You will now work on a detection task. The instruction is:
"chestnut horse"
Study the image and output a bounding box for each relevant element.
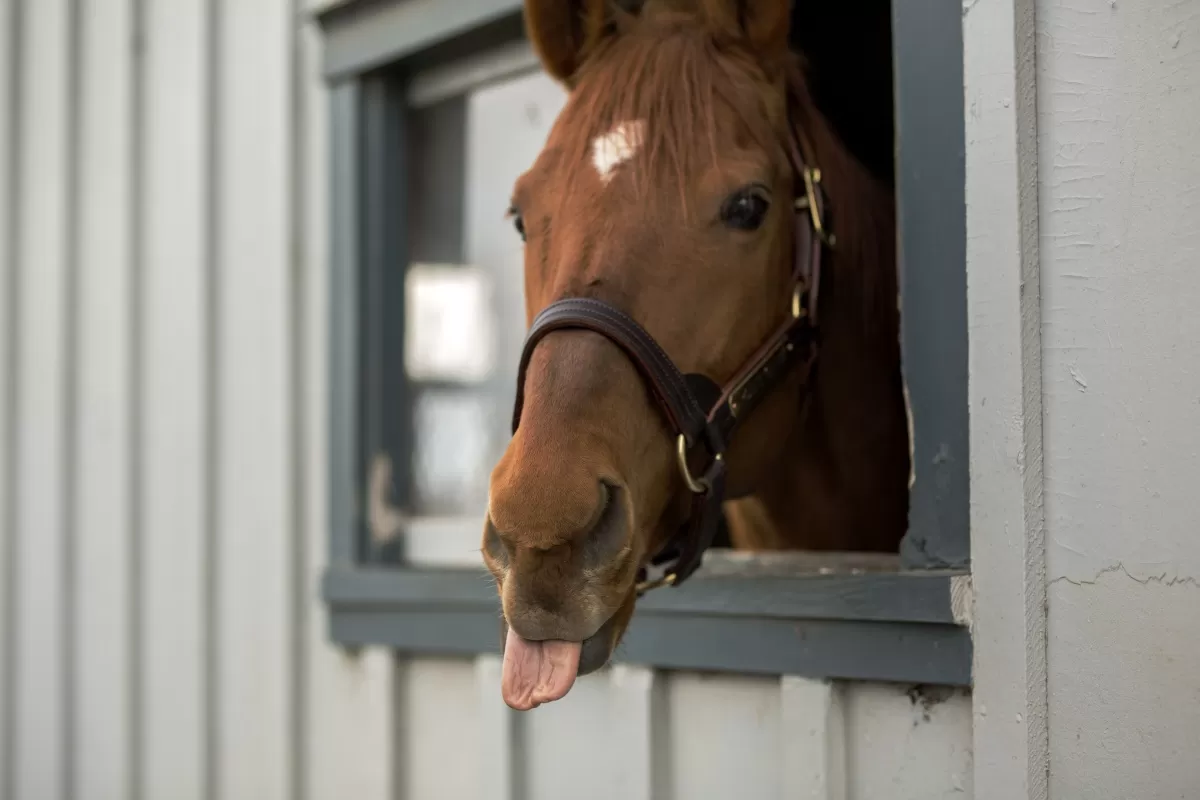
[481,0,909,710]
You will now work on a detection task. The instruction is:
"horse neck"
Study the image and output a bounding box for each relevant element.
[726,108,910,554]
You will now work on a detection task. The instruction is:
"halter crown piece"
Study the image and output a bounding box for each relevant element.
[510,123,832,595]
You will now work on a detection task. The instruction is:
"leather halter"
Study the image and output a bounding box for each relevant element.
[509,131,832,594]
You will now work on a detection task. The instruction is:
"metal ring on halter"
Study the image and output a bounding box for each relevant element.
[791,283,805,320]
[676,433,719,494]
[635,571,677,595]
[799,167,836,248]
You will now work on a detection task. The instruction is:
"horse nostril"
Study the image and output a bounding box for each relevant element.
[581,482,629,569]
[483,517,509,567]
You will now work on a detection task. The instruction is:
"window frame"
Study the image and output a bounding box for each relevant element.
[318,0,972,687]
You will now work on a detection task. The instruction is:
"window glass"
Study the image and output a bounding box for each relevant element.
[401,65,567,561]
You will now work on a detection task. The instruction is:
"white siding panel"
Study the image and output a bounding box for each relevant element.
[139,0,211,796]
[0,0,15,792]
[215,0,294,796]
[75,0,135,797]
[844,684,974,800]
[12,0,71,797]
[474,655,518,800]
[523,671,616,800]
[298,14,396,800]
[781,677,847,800]
[665,673,783,800]
[299,16,396,800]
[303,647,396,800]
[609,665,668,800]
[403,658,485,799]
[432,664,973,800]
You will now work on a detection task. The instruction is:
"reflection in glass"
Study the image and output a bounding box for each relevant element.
[411,389,494,518]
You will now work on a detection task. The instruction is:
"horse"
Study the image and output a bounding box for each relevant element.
[479,0,910,711]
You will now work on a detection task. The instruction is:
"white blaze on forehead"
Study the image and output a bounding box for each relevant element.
[590,120,646,185]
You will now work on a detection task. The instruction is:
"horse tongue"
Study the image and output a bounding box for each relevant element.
[501,626,582,711]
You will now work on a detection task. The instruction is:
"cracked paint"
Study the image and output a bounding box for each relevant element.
[1050,563,1199,589]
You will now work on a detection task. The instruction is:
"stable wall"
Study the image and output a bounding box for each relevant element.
[1037,0,1200,796]
[0,1,974,798]
[0,1,395,797]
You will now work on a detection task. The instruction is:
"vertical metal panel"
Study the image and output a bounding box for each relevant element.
[301,18,397,800]
[665,673,783,800]
[139,0,211,796]
[893,0,971,569]
[74,0,135,796]
[609,665,669,800]
[523,673,617,800]
[214,0,295,795]
[0,3,414,798]
[781,677,847,800]
[844,684,974,799]
[474,655,519,800]
[12,0,72,796]
[0,0,16,794]
[401,659,484,798]
[402,658,974,798]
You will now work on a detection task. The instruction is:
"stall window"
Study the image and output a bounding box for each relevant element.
[320,0,971,685]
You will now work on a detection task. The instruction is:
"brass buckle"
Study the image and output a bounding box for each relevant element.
[635,571,677,595]
[793,167,836,248]
[676,434,720,494]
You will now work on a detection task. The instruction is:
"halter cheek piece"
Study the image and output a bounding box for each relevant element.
[509,133,832,595]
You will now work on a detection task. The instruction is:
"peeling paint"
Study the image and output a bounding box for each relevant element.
[951,574,975,631]
[906,685,957,726]
[901,375,916,491]
[1068,366,1088,391]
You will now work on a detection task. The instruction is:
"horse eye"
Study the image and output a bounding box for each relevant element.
[508,206,526,241]
[720,187,771,231]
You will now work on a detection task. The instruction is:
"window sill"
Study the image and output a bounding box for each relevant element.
[321,551,972,686]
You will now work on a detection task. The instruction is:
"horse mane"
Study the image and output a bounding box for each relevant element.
[555,9,898,342]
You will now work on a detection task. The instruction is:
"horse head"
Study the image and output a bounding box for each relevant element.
[481,0,907,710]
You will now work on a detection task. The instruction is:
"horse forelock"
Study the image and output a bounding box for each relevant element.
[551,14,785,216]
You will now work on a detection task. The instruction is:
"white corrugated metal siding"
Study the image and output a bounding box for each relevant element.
[395,659,973,800]
[0,1,395,797]
[0,1,973,798]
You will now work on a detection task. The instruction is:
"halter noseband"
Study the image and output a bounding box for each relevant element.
[509,132,832,594]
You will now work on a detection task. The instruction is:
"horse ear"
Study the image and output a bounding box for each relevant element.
[524,0,618,86]
[700,0,792,60]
